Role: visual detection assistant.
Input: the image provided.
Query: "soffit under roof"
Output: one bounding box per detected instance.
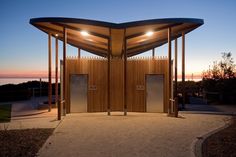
[30,17,204,57]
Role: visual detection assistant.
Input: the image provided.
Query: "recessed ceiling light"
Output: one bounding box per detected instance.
[145,31,154,37]
[81,31,89,36]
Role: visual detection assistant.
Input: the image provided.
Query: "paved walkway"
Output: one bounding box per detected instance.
[1,97,235,156]
[11,96,49,117]
[184,97,236,115]
[38,112,231,157]
[0,108,60,130]
[0,97,61,130]
[184,104,236,115]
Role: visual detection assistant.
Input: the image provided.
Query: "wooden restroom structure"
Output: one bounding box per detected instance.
[30,17,203,118]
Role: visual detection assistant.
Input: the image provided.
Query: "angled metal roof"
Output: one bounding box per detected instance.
[30,17,204,57]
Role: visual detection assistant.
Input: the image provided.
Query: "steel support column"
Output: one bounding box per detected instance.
[107,29,111,115]
[55,38,60,120]
[174,39,178,97]
[168,27,172,115]
[48,34,52,112]
[78,48,81,58]
[182,32,185,109]
[63,27,67,116]
[124,29,127,116]
[152,48,155,58]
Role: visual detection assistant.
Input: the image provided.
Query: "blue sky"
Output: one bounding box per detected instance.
[1,0,236,78]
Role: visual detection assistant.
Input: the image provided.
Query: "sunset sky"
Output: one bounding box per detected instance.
[1,0,236,80]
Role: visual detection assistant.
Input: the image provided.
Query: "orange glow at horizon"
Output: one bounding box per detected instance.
[0,70,56,78]
[0,70,203,80]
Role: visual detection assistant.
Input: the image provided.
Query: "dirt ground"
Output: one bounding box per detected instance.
[0,128,54,157]
[202,116,236,157]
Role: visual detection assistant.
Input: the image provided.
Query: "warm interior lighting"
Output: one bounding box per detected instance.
[137,39,146,43]
[55,34,58,37]
[86,39,93,42]
[145,31,154,37]
[81,31,89,36]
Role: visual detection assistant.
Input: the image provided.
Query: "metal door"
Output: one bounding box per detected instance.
[70,74,87,112]
[146,75,164,112]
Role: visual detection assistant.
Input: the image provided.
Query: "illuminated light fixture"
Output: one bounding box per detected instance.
[81,31,89,36]
[145,31,154,37]
[86,39,93,42]
[55,34,58,37]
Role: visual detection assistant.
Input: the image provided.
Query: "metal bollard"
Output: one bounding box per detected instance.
[174,97,179,117]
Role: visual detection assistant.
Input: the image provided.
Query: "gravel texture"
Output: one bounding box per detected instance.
[38,112,229,157]
[0,128,54,157]
[202,116,236,157]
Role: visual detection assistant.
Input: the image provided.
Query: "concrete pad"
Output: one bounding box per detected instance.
[11,96,49,117]
[0,109,61,130]
[38,112,231,157]
[183,103,236,116]
[0,97,61,130]
[213,105,236,114]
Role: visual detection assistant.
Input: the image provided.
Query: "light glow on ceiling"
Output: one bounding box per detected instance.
[86,39,93,42]
[137,39,146,43]
[145,31,154,37]
[81,31,89,36]
[55,34,58,37]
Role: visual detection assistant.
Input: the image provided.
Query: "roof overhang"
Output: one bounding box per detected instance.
[30,17,204,57]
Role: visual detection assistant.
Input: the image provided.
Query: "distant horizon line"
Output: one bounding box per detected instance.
[0,77,53,79]
[0,71,203,79]
[0,75,202,78]
[0,76,202,80]
[0,74,202,79]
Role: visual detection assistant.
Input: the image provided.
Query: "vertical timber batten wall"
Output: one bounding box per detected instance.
[65,57,108,112]
[111,58,124,111]
[65,56,169,112]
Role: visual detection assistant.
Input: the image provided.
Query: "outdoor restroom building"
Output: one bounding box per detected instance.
[30,17,203,117]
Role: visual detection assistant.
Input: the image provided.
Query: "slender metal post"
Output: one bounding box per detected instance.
[174,39,178,97]
[78,48,81,58]
[55,37,60,120]
[107,29,111,115]
[124,29,127,116]
[63,27,67,115]
[48,34,52,112]
[78,48,81,76]
[182,32,185,109]
[39,78,42,97]
[168,27,172,115]
[152,48,155,58]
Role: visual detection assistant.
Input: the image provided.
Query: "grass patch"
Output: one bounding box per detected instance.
[0,104,12,123]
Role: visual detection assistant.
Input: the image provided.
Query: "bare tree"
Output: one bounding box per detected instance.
[219,52,235,78]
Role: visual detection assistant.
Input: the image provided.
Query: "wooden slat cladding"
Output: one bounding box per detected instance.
[65,57,169,113]
[110,58,124,111]
[66,57,107,112]
[127,57,168,112]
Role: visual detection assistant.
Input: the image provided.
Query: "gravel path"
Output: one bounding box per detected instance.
[39,112,230,157]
